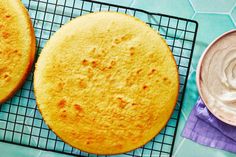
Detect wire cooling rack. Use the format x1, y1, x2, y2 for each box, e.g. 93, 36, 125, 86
0, 0, 198, 156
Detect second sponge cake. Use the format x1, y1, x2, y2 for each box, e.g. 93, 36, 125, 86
0, 0, 36, 104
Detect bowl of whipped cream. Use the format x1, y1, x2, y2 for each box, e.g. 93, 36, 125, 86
196, 29, 236, 126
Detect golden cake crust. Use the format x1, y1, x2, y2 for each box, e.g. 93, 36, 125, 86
34, 12, 179, 155
0, 0, 36, 104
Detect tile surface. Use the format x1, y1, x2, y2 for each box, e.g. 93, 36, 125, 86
131, 0, 195, 19
1, 0, 236, 157
190, 0, 236, 13
193, 13, 235, 44
231, 6, 236, 24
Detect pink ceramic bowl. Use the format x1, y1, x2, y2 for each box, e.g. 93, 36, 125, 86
196, 29, 236, 126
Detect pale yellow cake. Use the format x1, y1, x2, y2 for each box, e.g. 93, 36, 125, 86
34, 12, 179, 155
0, 0, 36, 104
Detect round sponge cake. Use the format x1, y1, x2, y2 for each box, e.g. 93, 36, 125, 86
0, 0, 36, 104
34, 12, 179, 155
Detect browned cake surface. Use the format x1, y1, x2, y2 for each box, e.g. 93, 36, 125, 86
34, 12, 179, 155
0, 0, 36, 103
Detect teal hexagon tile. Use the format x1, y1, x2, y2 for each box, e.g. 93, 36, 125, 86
172, 111, 186, 155
191, 40, 208, 69
193, 13, 235, 44
37, 146, 136, 157
181, 70, 198, 117
38, 150, 73, 157
190, 0, 236, 13
90, 0, 134, 8
231, 6, 236, 24
131, 0, 195, 19
175, 138, 236, 157
173, 139, 186, 157
0, 142, 41, 157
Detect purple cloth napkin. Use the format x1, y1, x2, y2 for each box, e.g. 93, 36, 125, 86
182, 98, 236, 153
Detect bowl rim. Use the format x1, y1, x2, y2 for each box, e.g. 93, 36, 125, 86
196, 29, 236, 126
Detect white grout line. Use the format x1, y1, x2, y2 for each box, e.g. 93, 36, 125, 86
194, 11, 230, 15
191, 64, 195, 71
229, 2, 236, 26
191, 12, 196, 20
229, 14, 236, 26
189, 0, 236, 15
188, 0, 233, 15
188, 70, 193, 80
181, 109, 187, 120
229, 1, 236, 13
188, 0, 196, 12
129, 0, 136, 8
177, 101, 188, 120
173, 138, 186, 157
36, 151, 42, 157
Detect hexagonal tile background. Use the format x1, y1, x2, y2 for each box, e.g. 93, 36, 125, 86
190, 0, 235, 13
0, 1, 236, 157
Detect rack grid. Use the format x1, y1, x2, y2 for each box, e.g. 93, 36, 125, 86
0, 0, 198, 156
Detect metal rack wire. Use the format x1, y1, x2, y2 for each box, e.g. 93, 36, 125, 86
0, 0, 198, 156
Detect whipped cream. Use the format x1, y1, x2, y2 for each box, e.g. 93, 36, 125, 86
197, 30, 236, 125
